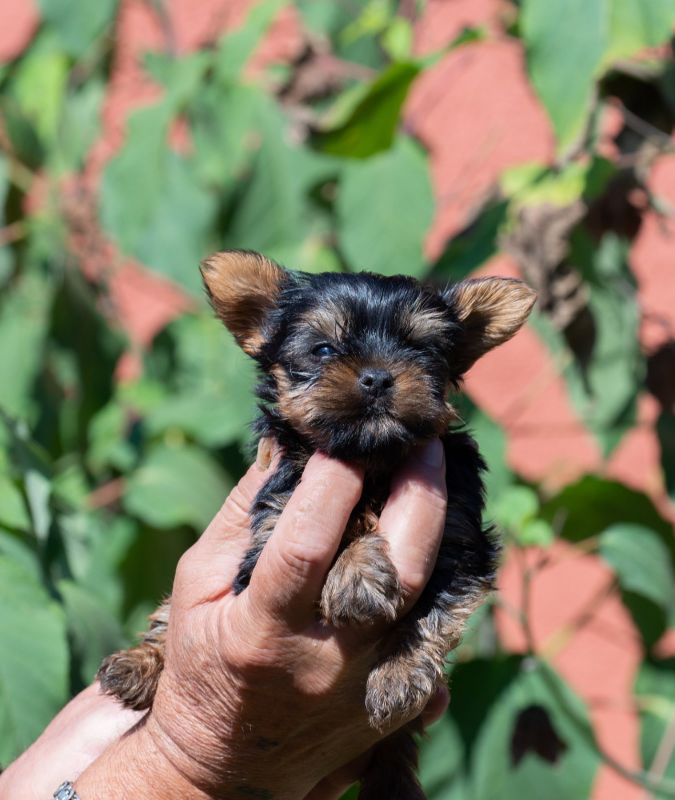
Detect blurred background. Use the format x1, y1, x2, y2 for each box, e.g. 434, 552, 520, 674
1, 0, 674, 797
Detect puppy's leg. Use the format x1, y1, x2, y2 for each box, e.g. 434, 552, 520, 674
359, 722, 425, 800
98, 601, 169, 710
366, 578, 488, 729
320, 533, 401, 627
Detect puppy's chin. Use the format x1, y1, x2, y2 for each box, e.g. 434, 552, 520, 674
307, 414, 437, 465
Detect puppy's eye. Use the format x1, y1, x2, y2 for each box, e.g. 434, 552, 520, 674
312, 343, 338, 359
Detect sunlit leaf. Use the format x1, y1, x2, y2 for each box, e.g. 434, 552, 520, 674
606, 0, 675, 63
314, 61, 421, 159
599, 524, 674, 610
9, 32, 68, 147
215, 0, 287, 82
635, 660, 675, 785
38, 0, 119, 57
337, 136, 433, 276
521, 0, 606, 151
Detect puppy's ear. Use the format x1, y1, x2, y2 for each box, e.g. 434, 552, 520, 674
200, 250, 287, 356
442, 277, 536, 373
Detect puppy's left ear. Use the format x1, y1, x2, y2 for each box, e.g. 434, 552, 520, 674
200, 250, 288, 356
442, 277, 536, 374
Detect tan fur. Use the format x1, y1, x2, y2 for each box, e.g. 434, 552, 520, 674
200, 251, 285, 355
298, 302, 348, 343
403, 304, 450, 343
97, 601, 170, 710
449, 277, 537, 370
320, 529, 401, 627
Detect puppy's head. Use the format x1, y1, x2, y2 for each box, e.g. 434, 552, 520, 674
201, 250, 536, 461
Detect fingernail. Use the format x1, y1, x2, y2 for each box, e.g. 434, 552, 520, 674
256, 437, 273, 470
419, 439, 443, 467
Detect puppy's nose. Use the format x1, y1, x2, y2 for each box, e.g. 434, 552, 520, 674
359, 368, 394, 397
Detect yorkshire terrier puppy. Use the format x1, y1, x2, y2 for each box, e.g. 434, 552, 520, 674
99, 251, 535, 799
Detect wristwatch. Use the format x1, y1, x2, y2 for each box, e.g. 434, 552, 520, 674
53, 782, 79, 800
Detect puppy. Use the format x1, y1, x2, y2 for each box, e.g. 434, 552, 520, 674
99, 251, 536, 798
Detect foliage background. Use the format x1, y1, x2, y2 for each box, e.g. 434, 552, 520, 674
1, 0, 675, 797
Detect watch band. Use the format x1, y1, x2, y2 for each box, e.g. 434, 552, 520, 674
53, 781, 80, 800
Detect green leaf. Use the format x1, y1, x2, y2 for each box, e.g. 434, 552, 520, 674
0, 271, 53, 420
189, 83, 262, 186
521, 0, 607, 151
493, 486, 555, 547
606, 0, 675, 63
144, 314, 256, 447
58, 579, 126, 685
102, 105, 216, 295
52, 78, 105, 174
133, 153, 217, 295
494, 486, 539, 532
225, 96, 336, 256
464, 402, 513, 512
314, 61, 421, 159
9, 33, 69, 148
0, 556, 69, 766
541, 476, 673, 545
432, 201, 508, 282
530, 236, 642, 455
599, 524, 674, 611
215, 0, 287, 82
38, 0, 119, 57
469, 660, 601, 799
635, 660, 675, 786
0, 474, 30, 531
337, 136, 433, 277
124, 443, 232, 530
419, 714, 464, 797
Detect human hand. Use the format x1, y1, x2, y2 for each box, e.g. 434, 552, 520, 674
0, 683, 143, 800
66, 439, 448, 799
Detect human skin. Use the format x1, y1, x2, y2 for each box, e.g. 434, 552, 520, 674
0, 439, 450, 800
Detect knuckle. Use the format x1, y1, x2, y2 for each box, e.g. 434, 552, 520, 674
279, 537, 324, 579
173, 549, 196, 592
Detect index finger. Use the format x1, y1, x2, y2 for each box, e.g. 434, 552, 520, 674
246, 452, 364, 626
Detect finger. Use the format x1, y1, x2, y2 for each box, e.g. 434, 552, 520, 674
379, 439, 446, 614
173, 439, 279, 606
303, 750, 372, 800
0, 683, 144, 798
246, 452, 364, 625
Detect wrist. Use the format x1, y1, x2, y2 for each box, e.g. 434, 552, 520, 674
74, 721, 214, 800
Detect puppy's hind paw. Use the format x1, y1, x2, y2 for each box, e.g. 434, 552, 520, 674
365, 656, 438, 730
97, 644, 164, 711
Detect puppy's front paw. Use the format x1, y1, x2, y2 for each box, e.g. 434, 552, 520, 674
320, 535, 401, 627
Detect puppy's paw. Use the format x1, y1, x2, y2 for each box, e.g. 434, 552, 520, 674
365, 654, 439, 730
98, 644, 164, 711
320, 535, 401, 627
